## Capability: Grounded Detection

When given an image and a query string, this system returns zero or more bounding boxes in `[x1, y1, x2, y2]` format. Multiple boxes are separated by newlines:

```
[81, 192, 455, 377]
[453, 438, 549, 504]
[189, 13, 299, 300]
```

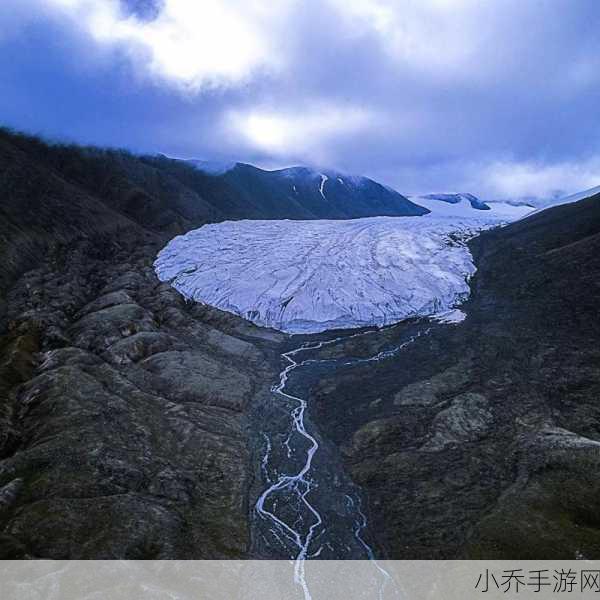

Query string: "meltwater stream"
[254, 325, 431, 599]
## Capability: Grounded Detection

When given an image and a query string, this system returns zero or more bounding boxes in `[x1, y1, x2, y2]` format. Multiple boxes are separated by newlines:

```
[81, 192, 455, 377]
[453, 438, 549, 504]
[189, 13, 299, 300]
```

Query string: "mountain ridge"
[420, 193, 490, 210]
[520, 184, 600, 220]
[184, 159, 429, 219]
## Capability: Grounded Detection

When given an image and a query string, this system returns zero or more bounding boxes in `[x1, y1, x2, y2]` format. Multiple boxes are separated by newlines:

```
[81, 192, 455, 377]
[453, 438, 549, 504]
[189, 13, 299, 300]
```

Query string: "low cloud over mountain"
[1, 0, 599, 200]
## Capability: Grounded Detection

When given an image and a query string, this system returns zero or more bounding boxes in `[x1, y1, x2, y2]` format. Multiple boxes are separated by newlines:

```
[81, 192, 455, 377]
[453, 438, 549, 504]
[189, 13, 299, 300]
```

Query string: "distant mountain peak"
[187, 159, 238, 175]
[180, 158, 428, 218]
[421, 193, 490, 210]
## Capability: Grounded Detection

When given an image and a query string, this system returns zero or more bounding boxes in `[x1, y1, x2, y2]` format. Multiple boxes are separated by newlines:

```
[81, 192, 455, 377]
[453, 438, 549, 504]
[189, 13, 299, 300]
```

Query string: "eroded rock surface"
[0, 129, 287, 558]
[0, 239, 283, 558]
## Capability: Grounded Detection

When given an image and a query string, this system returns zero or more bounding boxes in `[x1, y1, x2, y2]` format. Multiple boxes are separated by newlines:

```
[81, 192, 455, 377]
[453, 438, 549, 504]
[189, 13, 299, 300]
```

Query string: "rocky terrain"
[0, 128, 287, 558]
[304, 193, 600, 558]
[1, 127, 599, 560]
[0, 236, 285, 559]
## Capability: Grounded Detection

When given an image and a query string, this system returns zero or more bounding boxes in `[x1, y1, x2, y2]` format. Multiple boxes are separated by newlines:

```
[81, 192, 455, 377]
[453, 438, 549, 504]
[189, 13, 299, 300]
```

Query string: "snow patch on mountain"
[413, 196, 534, 220]
[319, 174, 329, 199]
[558, 185, 600, 204]
[419, 193, 490, 210]
[432, 308, 467, 324]
[155, 213, 516, 334]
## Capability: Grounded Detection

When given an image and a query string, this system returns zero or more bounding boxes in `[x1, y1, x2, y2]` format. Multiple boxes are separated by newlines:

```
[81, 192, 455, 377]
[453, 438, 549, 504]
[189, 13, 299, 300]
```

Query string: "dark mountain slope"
[307, 194, 600, 558]
[0, 129, 286, 558]
[144, 159, 428, 219]
[0, 134, 151, 299]
[0, 130, 208, 310]
[1, 128, 427, 225]
[201, 163, 429, 219]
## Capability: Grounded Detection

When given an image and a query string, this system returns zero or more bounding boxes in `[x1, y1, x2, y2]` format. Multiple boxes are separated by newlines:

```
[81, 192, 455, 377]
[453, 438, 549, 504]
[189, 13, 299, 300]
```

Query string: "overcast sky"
[1, 0, 599, 199]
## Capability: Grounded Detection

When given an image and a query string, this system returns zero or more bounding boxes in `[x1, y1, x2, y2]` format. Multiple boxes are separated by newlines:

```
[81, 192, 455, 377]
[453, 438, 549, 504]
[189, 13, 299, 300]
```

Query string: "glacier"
[154, 207, 531, 334]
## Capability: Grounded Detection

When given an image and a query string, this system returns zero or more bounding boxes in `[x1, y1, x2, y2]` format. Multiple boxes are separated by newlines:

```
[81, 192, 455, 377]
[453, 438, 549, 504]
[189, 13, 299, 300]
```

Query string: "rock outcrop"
[0, 128, 284, 558]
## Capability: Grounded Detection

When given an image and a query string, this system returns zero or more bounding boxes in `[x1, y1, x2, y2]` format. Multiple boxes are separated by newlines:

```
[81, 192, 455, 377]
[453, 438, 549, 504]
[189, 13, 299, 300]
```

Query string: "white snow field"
[155, 204, 531, 334]
[411, 195, 534, 219]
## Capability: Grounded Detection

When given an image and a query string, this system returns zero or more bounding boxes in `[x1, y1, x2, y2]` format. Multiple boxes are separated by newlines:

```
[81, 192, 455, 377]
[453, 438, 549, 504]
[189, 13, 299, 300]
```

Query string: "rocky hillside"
[306, 192, 600, 558]
[1, 126, 599, 559]
[0, 128, 287, 558]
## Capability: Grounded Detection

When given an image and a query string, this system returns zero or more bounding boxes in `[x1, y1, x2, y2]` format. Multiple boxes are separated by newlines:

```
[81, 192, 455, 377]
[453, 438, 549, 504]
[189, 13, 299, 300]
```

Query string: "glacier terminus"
[154, 202, 532, 334]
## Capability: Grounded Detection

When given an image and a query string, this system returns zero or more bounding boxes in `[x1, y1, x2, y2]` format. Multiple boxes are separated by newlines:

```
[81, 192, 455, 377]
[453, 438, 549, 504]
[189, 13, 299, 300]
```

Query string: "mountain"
[185, 161, 429, 219]
[522, 184, 600, 219]
[0, 127, 421, 559]
[410, 194, 532, 219]
[1, 126, 600, 561]
[555, 184, 600, 205]
[0, 128, 282, 558]
[419, 193, 490, 210]
[0, 128, 426, 311]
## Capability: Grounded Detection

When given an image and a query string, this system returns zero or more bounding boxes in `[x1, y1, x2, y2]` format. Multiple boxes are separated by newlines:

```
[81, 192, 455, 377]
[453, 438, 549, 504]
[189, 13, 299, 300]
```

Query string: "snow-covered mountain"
[522, 184, 600, 219]
[411, 194, 534, 220]
[420, 193, 490, 210]
[557, 184, 600, 204]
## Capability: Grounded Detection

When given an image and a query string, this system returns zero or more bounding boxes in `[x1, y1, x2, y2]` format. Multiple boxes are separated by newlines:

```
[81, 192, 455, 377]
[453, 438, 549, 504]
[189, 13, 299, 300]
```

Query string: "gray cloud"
[1, 0, 599, 199]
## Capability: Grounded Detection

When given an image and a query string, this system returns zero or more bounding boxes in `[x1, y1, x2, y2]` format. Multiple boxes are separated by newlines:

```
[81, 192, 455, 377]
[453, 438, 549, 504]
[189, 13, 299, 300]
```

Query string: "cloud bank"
[1, 0, 599, 199]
